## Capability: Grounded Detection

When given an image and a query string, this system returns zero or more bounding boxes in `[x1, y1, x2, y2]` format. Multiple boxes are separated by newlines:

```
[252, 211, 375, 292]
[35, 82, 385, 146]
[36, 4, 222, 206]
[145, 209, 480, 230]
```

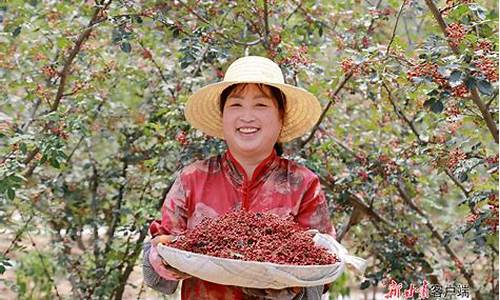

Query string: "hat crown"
[223, 56, 285, 84]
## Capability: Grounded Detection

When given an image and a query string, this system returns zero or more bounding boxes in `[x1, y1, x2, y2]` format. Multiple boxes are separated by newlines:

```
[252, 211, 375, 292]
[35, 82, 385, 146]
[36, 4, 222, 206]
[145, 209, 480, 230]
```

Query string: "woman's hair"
[219, 83, 286, 119]
[219, 83, 286, 156]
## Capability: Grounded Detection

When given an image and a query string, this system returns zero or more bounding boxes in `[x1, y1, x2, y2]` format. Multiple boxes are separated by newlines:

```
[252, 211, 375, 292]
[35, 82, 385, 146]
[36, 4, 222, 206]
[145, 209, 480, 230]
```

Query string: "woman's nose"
[239, 108, 256, 122]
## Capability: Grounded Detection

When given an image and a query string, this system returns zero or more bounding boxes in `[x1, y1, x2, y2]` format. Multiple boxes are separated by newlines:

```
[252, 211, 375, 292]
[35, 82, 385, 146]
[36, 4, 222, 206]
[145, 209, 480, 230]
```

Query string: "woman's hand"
[149, 235, 192, 281]
[242, 287, 303, 299]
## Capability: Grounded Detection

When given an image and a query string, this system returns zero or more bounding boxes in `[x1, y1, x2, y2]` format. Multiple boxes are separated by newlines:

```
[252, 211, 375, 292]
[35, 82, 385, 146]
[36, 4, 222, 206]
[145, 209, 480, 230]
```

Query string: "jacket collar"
[223, 149, 278, 187]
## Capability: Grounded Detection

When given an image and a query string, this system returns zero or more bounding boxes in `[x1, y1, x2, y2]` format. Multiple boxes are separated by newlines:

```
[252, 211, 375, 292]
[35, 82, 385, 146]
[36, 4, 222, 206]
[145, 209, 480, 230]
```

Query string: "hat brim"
[185, 80, 321, 143]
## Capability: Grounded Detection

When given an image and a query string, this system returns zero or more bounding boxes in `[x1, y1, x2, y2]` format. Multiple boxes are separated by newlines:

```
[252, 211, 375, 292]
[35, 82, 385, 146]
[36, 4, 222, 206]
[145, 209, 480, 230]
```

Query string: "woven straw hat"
[185, 56, 321, 142]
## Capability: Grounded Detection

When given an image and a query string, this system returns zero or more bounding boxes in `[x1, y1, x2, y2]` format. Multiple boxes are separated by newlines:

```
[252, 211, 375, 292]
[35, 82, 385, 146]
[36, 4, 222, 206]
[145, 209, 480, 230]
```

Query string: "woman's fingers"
[304, 229, 319, 237]
[149, 243, 192, 280]
[151, 234, 176, 246]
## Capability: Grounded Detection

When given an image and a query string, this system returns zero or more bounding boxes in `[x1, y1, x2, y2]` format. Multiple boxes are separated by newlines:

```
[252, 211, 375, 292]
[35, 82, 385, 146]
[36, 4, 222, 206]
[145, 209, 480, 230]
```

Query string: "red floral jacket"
[148, 149, 335, 299]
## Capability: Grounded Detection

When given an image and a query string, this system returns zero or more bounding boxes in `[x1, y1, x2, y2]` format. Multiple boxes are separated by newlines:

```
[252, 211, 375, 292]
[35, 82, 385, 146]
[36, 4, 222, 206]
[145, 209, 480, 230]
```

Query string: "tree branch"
[382, 82, 426, 144]
[486, 89, 498, 109]
[386, 0, 407, 55]
[424, 0, 498, 143]
[396, 182, 482, 300]
[367, 0, 383, 33]
[301, 73, 352, 147]
[51, 3, 110, 112]
[445, 168, 471, 197]
[21, 3, 111, 177]
[104, 159, 129, 254]
[263, 0, 270, 49]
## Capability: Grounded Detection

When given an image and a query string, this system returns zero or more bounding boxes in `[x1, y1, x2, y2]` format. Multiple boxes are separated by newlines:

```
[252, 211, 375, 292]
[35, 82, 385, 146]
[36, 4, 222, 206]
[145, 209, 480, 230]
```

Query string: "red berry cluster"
[200, 32, 213, 44]
[280, 45, 310, 67]
[407, 63, 447, 87]
[453, 257, 464, 270]
[446, 23, 466, 48]
[267, 26, 283, 59]
[41, 65, 58, 78]
[50, 122, 69, 140]
[465, 213, 479, 224]
[71, 81, 86, 95]
[451, 84, 469, 98]
[485, 154, 498, 165]
[368, 8, 393, 16]
[340, 58, 361, 76]
[447, 148, 466, 170]
[445, 101, 461, 116]
[402, 235, 417, 248]
[361, 36, 370, 48]
[357, 170, 369, 181]
[35, 84, 50, 101]
[473, 56, 498, 82]
[167, 211, 339, 265]
[141, 3, 168, 17]
[408, 63, 471, 99]
[214, 68, 224, 79]
[431, 134, 447, 144]
[270, 26, 282, 48]
[475, 40, 493, 52]
[355, 152, 368, 166]
[142, 48, 153, 60]
[270, 33, 281, 47]
[378, 154, 399, 177]
[485, 194, 498, 231]
[176, 131, 188, 146]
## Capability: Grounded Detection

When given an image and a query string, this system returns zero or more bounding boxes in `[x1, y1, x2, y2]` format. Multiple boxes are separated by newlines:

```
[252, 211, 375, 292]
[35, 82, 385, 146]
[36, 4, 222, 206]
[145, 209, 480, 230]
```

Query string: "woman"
[143, 56, 336, 299]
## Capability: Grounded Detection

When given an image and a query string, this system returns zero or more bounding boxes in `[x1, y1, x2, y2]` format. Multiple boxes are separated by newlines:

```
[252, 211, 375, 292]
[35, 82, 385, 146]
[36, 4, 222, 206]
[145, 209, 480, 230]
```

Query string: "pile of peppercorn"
[166, 211, 339, 265]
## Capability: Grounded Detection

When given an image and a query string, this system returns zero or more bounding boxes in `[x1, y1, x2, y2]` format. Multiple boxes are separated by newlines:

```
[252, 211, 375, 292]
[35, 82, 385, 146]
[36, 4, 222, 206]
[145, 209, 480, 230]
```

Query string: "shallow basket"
[157, 233, 366, 289]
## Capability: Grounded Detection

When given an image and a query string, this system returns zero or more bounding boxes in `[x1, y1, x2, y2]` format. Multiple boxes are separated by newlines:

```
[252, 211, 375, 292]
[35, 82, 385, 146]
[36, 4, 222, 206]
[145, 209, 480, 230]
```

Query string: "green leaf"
[12, 26, 21, 37]
[49, 157, 61, 168]
[465, 77, 476, 90]
[120, 42, 132, 53]
[423, 98, 435, 108]
[449, 70, 463, 87]
[469, 3, 486, 20]
[56, 36, 70, 49]
[424, 98, 444, 113]
[477, 80, 493, 96]
[6, 188, 15, 200]
[427, 89, 439, 96]
[430, 99, 444, 113]
[20, 143, 27, 154]
[448, 4, 469, 20]
[112, 28, 122, 43]
[360, 280, 370, 289]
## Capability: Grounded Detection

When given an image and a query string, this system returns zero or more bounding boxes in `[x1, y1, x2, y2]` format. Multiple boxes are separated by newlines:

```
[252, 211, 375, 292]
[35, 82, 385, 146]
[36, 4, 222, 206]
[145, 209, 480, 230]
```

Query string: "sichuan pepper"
[166, 211, 339, 265]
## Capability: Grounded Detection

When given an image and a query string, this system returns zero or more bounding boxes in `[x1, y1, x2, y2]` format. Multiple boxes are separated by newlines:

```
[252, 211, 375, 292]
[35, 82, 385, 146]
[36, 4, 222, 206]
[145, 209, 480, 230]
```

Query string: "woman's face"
[222, 84, 282, 159]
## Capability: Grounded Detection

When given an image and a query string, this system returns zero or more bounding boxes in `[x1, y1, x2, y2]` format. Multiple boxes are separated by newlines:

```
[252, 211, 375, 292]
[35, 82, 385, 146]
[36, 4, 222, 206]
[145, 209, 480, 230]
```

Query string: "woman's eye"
[256, 103, 268, 107]
[230, 103, 242, 107]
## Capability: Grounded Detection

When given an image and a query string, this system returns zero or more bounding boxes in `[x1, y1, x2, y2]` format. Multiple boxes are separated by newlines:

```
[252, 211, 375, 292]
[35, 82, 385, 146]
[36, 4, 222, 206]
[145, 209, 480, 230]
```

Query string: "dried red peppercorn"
[167, 211, 339, 265]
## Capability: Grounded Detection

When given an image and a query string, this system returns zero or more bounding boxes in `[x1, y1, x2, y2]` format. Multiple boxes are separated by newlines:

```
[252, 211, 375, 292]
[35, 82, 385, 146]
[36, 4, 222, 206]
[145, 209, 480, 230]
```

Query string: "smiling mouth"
[237, 127, 260, 134]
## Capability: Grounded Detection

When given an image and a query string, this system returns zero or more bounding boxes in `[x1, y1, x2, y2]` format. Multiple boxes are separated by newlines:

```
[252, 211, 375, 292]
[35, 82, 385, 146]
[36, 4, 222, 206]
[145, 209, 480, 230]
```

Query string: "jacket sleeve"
[144, 172, 190, 294]
[297, 173, 336, 238]
[142, 241, 179, 294]
[297, 174, 335, 296]
[150, 173, 190, 237]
